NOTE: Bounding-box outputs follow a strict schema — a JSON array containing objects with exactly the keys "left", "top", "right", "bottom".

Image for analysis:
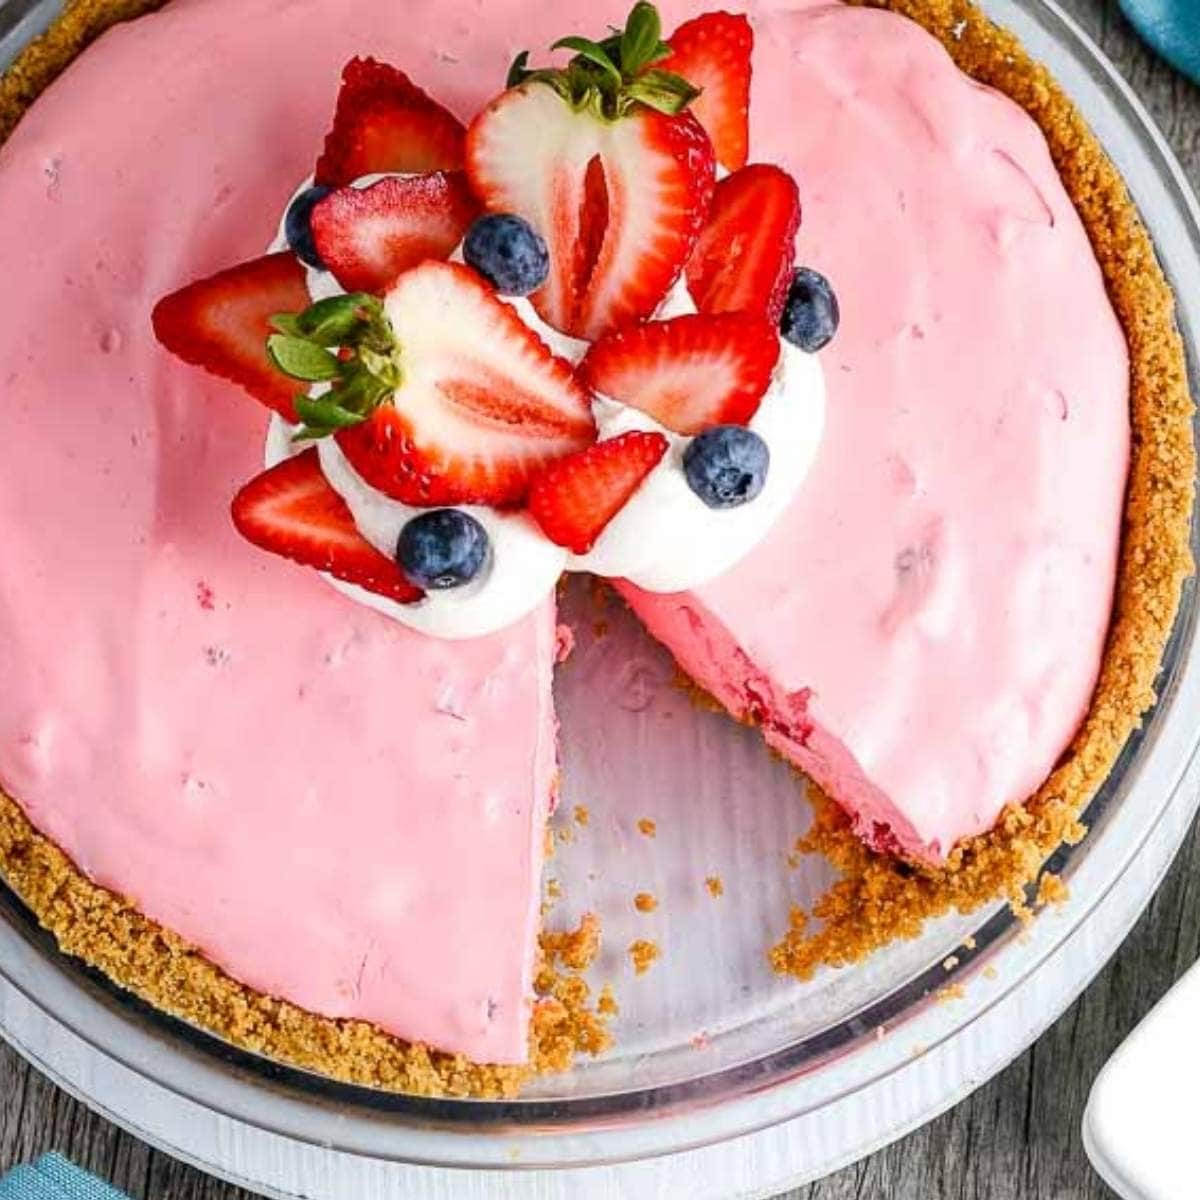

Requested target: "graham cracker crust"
[{"left": 0, "top": 0, "right": 1194, "bottom": 1093}]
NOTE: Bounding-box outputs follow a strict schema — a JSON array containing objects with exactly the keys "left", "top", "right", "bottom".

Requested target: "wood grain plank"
[{"left": 0, "top": 1, "right": 1196, "bottom": 1197}]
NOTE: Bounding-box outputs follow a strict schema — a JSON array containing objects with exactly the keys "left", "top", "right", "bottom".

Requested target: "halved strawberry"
[
  {"left": 152, "top": 252, "right": 309, "bottom": 421},
  {"left": 314, "top": 57, "right": 466, "bottom": 186},
  {"left": 232, "top": 449, "right": 423, "bottom": 604},
  {"left": 310, "top": 174, "right": 478, "bottom": 294},
  {"left": 686, "top": 164, "right": 800, "bottom": 324},
  {"left": 529, "top": 430, "right": 668, "bottom": 555},
  {"left": 466, "top": 83, "right": 715, "bottom": 341},
  {"left": 664, "top": 12, "right": 753, "bottom": 173},
  {"left": 580, "top": 312, "right": 779, "bottom": 435},
  {"left": 335, "top": 261, "right": 595, "bottom": 506}
]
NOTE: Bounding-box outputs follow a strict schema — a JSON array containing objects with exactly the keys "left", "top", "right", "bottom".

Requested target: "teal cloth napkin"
[
  {"left": 1119, "top": 0, "right": 1200, "bottom": 86},
  {"left": 0, "top": 1155, "right": 129, "bottom": 1200}
]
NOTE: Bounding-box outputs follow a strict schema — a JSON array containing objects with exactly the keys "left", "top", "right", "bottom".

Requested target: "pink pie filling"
[
  {"left": 624, "top": 4, "right": 1129, "bottom": 861},
  {"left": 0, "top": 0, "right": 1128, "bottom": 1066}
]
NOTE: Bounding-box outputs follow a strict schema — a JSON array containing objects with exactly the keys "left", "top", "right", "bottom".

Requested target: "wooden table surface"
[{"left": 1, "top": 2, "right": 1197, "bottom": 1196}]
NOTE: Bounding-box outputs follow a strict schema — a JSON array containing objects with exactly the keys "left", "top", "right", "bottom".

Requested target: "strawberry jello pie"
[{"left": 0, "top": 0, "right": 1192, "bottom": 1095}]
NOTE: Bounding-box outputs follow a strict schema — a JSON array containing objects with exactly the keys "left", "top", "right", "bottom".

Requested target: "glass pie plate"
[{"left": 0, "top": 0, "right": 1198, "bottom": 1185}]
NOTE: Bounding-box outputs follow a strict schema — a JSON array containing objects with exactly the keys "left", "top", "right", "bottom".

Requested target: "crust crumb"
[
  {"left": 573, "top": 804, "right": 590, "bottom": 827},
  {"left": 704, "top": 875, "right": 725, "bottom": 899},
  {"left": 542, "top": 912, "right": 601, "bottom": 972},
  {"left": 597, "top": 983, "right": 619, "bottom": 1016},
  {"left": 636, "top": 818, "right": 657, "bottom": 839},
  {"left": 633, "top": 892, "right": 658, "bottom": 913},
  {"left": 629, "top": 939, "right": 661, "bottom": 976},
  {"left": 1036, "top": 872, "right": 1069, "bottom": 907}
]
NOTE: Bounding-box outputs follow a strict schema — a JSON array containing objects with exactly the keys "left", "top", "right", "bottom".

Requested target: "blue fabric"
[
  {"left": 1119, "top": 0, "right": 1200, "bottom": 86},
  {"left": 0, "top": 1155, "right": 129, "bottom": 1200}
]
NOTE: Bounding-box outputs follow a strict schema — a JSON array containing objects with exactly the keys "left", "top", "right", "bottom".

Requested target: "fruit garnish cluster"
[{"left": 153, "top": 3, "right": 840, "bottom": 602}]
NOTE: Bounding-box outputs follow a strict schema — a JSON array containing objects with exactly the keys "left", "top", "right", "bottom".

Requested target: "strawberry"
[
  {"left": 334, "top": 261, "right": 595, "bottom": 506},
  {"left": 152, "top": 252, "right": 310, "bottom": 421},
  {"left": 686, "top": 163, "right": 800, "bottom": 324},
  {"left": 310, "top": 174, "right": 478, "bottom": 294},
  {"left": 580, "top": 312, "right": 779, "bottom": 435},
  {"left": 664, "top": 12, "right": 753, "bottom": 172},
  {"left": 466, "top": 85, "right": 715, "bottom": 341},
  {"left": 315, "top": 57, "right": 466, "bottom": 186},
  {"left": 529, "top": 430, "right": 668, "bottom": 554},
  {"left": 231, "top": 449, "right": 423, "bottom": 604}
]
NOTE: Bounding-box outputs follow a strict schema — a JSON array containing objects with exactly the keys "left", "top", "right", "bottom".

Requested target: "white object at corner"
[{"left": 1084, "top": 957, "right": 1200, "bottom": 1199}]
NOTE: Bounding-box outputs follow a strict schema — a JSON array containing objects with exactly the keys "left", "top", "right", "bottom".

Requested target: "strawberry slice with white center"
[
  {"left": 335, "top": 261, "right": 596, "bottom": 507},
  {"left": 686, "top": 163, "right": 801, "bottom": 324},
  {"left": 315, "top": 57, "right": 467, "bottom": 185},
  {"left": 232, "top": 449, "right": 424, "bottom": 604},
  {"left": 310, "top": 175, "right": 478, "bottom": 295},
  {"left": 466, "top": 83, "right": 715, "bottom": 341},
  {"left": 529, "top": 430, "right": 669, "bottom": 554},
  {"left": 580, "top": 312, "right": 780, "bottom": 435},
  {"left": 664, "top": 12, "right": 753, "bottom": 173},
  {"left": 152, "top": 252, "right": 310, "bottom": 421}
]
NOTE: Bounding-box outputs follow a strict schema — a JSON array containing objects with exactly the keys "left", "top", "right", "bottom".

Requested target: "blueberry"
[
  {"left": 396, "top": 509, "right": 491, "bottom": 590},
  {"left": 463, "top": 213, "right": 550, "bottom": 296},
  {"left": 284, "top": 185, "right": 333, "bottom": 270},
  {"left": 780, "top": 267, "right": 839, "bottom": 352},
  {"left": 683, "top": 426, "right": 770, "bottom": 510}
]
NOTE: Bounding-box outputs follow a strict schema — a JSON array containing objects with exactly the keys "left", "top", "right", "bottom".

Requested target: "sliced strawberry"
[
  {"left": 335, "top": 261, "right": 595, "bottom": 506},
  {"left": 664, "top": 12, "right": 753, "bottom": 173},
  {"left": 580, "top": 312, "right": 779, "bottom": 435},
  {"left": 310, "top": 174, "right": 478, "bottom": 294},
  {"left": 152, "top": 252, "right": 309, "bottom": 421},
  {"left": 466, "top": 83, "right": 715, "bottom": 341},
  {"left": 232, "top": 449, "right": 423, "bottom": 604},
  {"left": 529, "top": 431, "right": 668, "bottom": 555},
  {"left": 686, "top": 164, "right": 800, "bottom": 324},
  {"left": 315, "top": 57, "right": 466, "bottom": 186}
]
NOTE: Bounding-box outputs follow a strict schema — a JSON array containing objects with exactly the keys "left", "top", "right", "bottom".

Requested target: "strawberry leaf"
[
  {"left": 626, "top": 68, "right": 700, "bottom": 115},
  {"left": 269, "top": 312, "right": 306, "bottom": 338},
  {"left": 266, "top": 293, "right": 403, "bottom": 440},
  {"left": 511, "top": 3, "right": 698, "bottom": 122},
  {"left": 293, "top": 392, "right": 372, "bottom": 440},
  {"left": 266, "top": 335, "right": 341, "bottom": 382},
  {"left": 507, "top": 50, "right": 532, "bottom": 87},
  {"left": 620, "top": 1, "right": 662, "bottom": 76},
  {"left": 296, "top": 293, "right": 384, "bottom": 346},
  {"left": 552, "top": 36, "right": 622, "bottom": 84}
]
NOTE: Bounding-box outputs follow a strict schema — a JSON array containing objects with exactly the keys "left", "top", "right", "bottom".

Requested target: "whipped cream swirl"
[{"left": 269, "top": 178, "right": 826, "bottom": 638}]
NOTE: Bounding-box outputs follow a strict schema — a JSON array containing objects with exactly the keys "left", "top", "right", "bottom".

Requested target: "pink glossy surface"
[{"left": 625, "top": 3, "right": 1129, "bottom": 860}]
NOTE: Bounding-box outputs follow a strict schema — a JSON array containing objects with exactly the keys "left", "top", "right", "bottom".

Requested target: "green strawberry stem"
[
  {"left": 266, "top": 293, "right": 402, "bottom": 441},
  {"left": 508, "top": 1, "right": 700, "bottom": 120}
]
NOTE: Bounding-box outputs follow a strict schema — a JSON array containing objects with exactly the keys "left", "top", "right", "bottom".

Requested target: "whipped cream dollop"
[{"left": 269, "top": 177, "right": 826, "bottom": 638}]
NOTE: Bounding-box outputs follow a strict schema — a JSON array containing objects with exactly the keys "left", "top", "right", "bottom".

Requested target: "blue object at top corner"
[{"left": 1118, "top": 0, "right": 1200, "bottom": 86}]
